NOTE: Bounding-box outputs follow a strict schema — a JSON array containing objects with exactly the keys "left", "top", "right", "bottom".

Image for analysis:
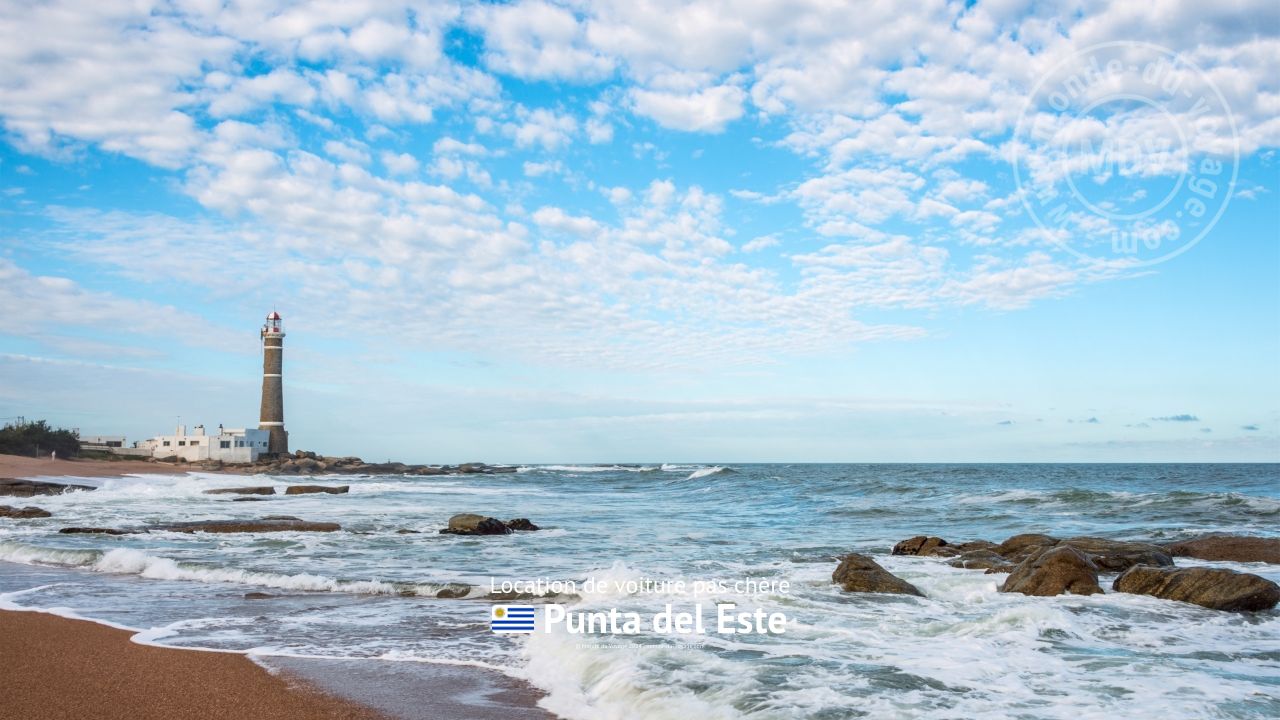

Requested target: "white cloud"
[
  {"left": 508, "top": 107, "right": 578, "bottom": 150},
  {"left": 742, "top": 235, "right": 780, "bottom": 252},
  {"left": 381, "top": 151, "right": 420, "bottom": 175},
  {"left": 629, "top": 84, "right": 746, "bottom": 132},
  {"left": 471, "top": 1, "right": 615, "bottom": 81}
]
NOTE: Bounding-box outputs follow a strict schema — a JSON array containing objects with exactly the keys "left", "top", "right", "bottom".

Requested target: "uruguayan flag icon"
[{"left": 491, "top": 605, "right": 536, "bottom": 633}]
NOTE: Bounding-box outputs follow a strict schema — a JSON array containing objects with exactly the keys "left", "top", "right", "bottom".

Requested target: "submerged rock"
[
  {"left": 59, "top": 527, "right": 131, "bottom": 535},
  {"left": 832, "top": 554, "right": 924, "bottom": 596},
  {"left": 0, "top": 478, "right": 95, "bottom": 497},
  {"left": 435, "top": 585, "right": 471, "bottom": 599},
  {"left": 1000, "top": 546, "right": 1102, "bottom": 597},
  {"left": 1165, "top": 535, "right": 1280, "bottom": 564},
  {"left": 284, "top": 485, "right": 350, "bottom": 495},
  {"left": 150, "top": 516, "right": 341, "bottom": 533},
  {"left": 204, "top": 486, "right": 276, "bottom": 496},
  {"left": 949, "top": 549, "right": 1014, "bottom": 572},
  {"left": 0, "top": 505, "right": 51, "bottom": 519},
  {"left": 1056, "top": 537, "right": 1173, "bottom": 572},
  {"left": 439, "top": 514, "right": 511, "bottom": 535},
  {"left": 1114, "top": 565, "right": 1280, "bottom": 612}
]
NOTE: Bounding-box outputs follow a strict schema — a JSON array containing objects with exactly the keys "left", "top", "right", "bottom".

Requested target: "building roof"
[{"left": 267, "top": 311, "right": 282, "bottom": 320}]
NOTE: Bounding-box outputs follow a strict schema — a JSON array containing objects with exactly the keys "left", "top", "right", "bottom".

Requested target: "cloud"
[
  {"left": 741, "top": 235, "right": 780, "bottom": 253},
  {"left": 1242, "top": 424, "right": 1260, "bottom": 431},
  {"left": 471, "top": 1, "right": 615, "bottom": 81},
  {"left": 1151, "top": 414, "right": 1200, "bottom": 422},
  {"left": 629, "top": 84, "right": 746, "bottom": 132}
]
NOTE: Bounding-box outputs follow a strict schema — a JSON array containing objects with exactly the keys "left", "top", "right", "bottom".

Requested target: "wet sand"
[
  {"left": 0, "top": 609, "right": 384, "bottom": 720},
  {"left": 0, "top": 453, "right": 241, "bottom": 480}
]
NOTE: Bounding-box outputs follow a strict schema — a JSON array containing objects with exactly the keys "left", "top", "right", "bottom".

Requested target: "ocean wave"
[
  {"left": 0, "top": 541, "right": 462, "bottom": 597},
  {"left": 524, "top": 464, "right": 664, "bottom": 473},
  {"left": 685, "top": 466, "right": 733, "bottom": 480}
]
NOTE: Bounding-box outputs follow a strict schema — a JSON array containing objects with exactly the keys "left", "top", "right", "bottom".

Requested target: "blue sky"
[{"left": 1, "top": 0, "right": 1277, "bottom": 462}]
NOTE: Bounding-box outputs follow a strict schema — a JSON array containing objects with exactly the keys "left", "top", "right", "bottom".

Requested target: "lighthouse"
[{"left": 259, "top": 311, "right": 288, "bottom": 455}]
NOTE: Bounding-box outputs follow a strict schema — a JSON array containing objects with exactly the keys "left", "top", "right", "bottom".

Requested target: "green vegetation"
[{"left": 0, "top": 420, "right": 81, "bottom": 458}]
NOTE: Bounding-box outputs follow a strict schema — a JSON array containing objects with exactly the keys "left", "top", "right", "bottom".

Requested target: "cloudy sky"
[{"left": 1, "top": 0, "right": 1277, "bottom": 462}]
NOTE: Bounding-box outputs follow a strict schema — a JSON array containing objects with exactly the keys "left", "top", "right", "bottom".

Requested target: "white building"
[{"left": 138, "top": 424, "right": 271, "bottom": 463}]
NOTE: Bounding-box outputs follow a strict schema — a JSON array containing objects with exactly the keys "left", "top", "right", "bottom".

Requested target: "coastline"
[
  {"left": 0, "top": 453, "right": 244, "bottom": 480},
  {"left": 0, "top": 606, "right": 554, "bottom": 720},
  {"left": 0, "top": 608, "right": 383, "bottom": 720}
]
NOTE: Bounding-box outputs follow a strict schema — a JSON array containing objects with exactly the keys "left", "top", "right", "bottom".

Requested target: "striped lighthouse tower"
[{"left": 259, "top": 311, "right": 288, "bottom": 455}]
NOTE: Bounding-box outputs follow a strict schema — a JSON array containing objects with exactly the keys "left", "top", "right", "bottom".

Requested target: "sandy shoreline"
[
  {"left": 0, "top": 453, "right": 242, "bottom": 480},
  {"left": 0, "top": 606, "right": 555, "bottom": 720},
  {"left": 0, "top": 608, "right": 384, "bottom": 720}
]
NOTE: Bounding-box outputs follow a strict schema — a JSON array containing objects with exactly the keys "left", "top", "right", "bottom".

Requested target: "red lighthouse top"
[{"left": 263, "top": 311, "right": 284, "bottom": 336}]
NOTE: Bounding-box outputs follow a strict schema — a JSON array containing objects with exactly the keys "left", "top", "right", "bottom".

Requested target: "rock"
[
  {"left": 1000, "top": 546, "right": 1102, "bottom": 597},
  {"left": 1056, "top": 537, "right": 1174, "bottom": 572},
  {"left": 292, "top": 458, "right": 322, "bottom": 472},
  {"left": 204, "top": 486, "right": 276, "bottom": 496},
  {"left": 284, "top": 485, "right": 350, "bottom": 495},
  {"left": 439, "top": 513, "right": 511, "bottom": 535},
  {"left": 831, "top": 554, "right": 924, "bottom": 596},
  {"left": 955, "top": 540, "right": 998, "bottom": 553},
  {"left": 505, "top": 518, "right": 540, "bottom": 531},
  {"left": 294, "top": 450, "right": 319, "bottom": 460},
  {"left": 59, "top": 527, "right": 132, "bottom": 535},
  {"left": 244, "top": 592, "right": 276, "bottom": 599},
  {"left": 892, "top": 535, "right": 958, "bottom": 557},
  {"left": 232, "top": 497, "right": 270, "bottom": 502},
  {"left": 949, "top": 549, "right": 1014, "bottom": 572},
  {"left": 0, "top": 505, "right": 51, "bottom": 519},
  {"left": 1165, "top": 535, "right": 1280, "bottom": 564},
  {"left": 0, "top": 478, "right": 95, "bottom": 497},
  {"left": 1114, "top": 565, "right": 1280, "bottom": 612},
  {"left": 150, "top": 517, "right": 341, "bottom": 533},
  {"left": 995, "top": 533, "right": 1059, "bottom": 561},
  {"left": 395, "top": 528, "right": 421, "bottom": 534}
]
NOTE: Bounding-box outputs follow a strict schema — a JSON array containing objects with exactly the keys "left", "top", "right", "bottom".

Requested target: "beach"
[
  {"left": 0, "top": 608, "right": 381, "bottom": 720},
  {"left": 0, "top": 454, "right": 240, "bottom": 480}
]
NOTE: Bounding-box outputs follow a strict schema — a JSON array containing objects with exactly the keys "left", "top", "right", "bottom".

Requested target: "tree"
[{"left": 0, "top": 420, "right": 81, "bottom": 458}]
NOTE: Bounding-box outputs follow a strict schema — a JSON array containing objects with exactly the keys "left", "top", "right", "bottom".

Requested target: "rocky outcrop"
[
  {"left": 994, "top": 533, "right": 1059, "bottom": 562},
  {"left": 832, "top": 554, "right": 924, "bottom": 596},
  {"left": 249, "top": 452, "right": 519, "bottom": 477},
  {"left": 1114, "top": 565, "right": 1280, "bottom": 612},
  {"left": 438, "top": 514, "right": 541, "bottom": 535},
  {"left": 1055, "top": 537, "right": 1173, "bottom": 572},
  {"left": 59, "top": 527, "right": 131, "bottom": 535},
  {"left": 0, "top": 505, "right": 51, "bottom": 519},
  {"left": 284, "top": 485, "right": 350, "bottom": 495},
  {"left": 1165, "top": 535, "right": 1280, "bottom": 564},
  {"left": 440, "top": 514, "right": 510, "bottom": 535},
  {"left": 505, "top": 518, "right": 540, "bottom": 531},
  {"left": 1000, "top": 546, "right": 1102, "bottom": 597},
  {"left": 892, "top": 536, "right": 955, "bottom": 557},
  {"left": 0, "top": 478, "right": 95, "bottom": 497},
  {"left": 151, "top": 515, "right": 341, "bottom": 533},
  {"left": 204, "top": 486, "right": 276, "bottom": 496},
  {"left": 893, "top": 536, "right": 998, "bottom": 558}
]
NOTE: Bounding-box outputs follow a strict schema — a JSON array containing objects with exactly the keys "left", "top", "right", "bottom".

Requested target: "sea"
[{"left": 1, "top": 463, "right": 1277, "bottom": 719}]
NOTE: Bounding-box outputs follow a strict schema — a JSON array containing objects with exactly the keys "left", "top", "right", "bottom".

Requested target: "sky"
[{"left": 0, "top": 0, "right": 1277, "bottom": 463}]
